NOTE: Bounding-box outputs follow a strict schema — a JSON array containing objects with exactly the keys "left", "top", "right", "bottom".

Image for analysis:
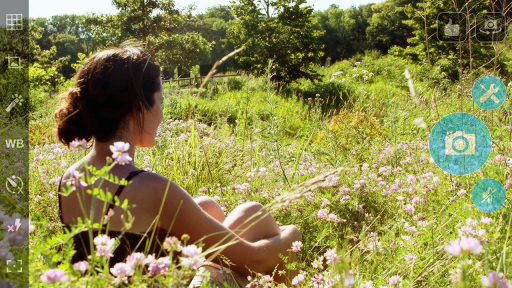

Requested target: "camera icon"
[
  {"left": 445, "top": 131, "right": 475, "bottom": 155},
  {"left": 484, "top": 19, "right": 499, "bottom": 30}
]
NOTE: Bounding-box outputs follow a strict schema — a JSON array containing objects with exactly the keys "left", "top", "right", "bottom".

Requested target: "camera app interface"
[{"left": 7, "top": 0, "right": 512, "bottom": 287}]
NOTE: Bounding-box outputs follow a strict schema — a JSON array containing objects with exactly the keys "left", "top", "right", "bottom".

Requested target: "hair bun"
[{"left": 55, "top": 88, "right": 94, "bottom": 145}]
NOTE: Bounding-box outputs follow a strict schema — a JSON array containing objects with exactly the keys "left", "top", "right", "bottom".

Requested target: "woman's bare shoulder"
[
  {"left": 60, "top": 162, "right": 86, "bottom": 183},
  {"left": 129, "top": 171, "right": 173, "bottom": 189},
  {"left": 125, "top": 171, "right": 189, "bottom": 200}
]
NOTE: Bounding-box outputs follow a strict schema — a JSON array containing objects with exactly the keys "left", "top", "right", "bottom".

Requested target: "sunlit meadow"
[{"left": 27, "top": 55, "right": 512, "bottom": 287}]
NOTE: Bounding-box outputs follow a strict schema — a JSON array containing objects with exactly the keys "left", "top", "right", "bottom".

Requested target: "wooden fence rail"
[{"left": 162, "top": 73, "right": 241, "bottom": 89}]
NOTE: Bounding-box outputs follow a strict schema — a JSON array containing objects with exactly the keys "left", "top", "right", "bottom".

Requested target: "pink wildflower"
[
  {"left": 312, "top": 256, "right": 324, "bottom": 269},
  {"left": 163, "top": 236, "right": 183, "bottom": 252},
  {"left": 481, "top": 216, "right": 492, "bottom": 224},
  {"left": 311, "top": 274, "right": 324, "bottom": 288},
  {"left": 146, "top": 255, "right": 172, "bottom": 275},
  {"left": 324, "top": 248, "right": 340, "bottom": 265},
  {"left": 292, "top": 274, "right": 305, "bottom": 286},
  {"left": 317, "top": 209, "right": 329, "bottom": 220},
  {"left": 389, "top": 275, "right": 403, "bottom": 287},
  {"left": 328, "top": 213, "right": 339, "bottom": 222},
  {"left": 103, "top": 208, "right": 114, "bottom": 224},
  {"left": 182, "top": 245, "right": 202, "bottom": 257},
  {"left": 445, "top": 236, "right": 483, "bottom": 256},
  {"left": 481, "top": 271, "right": 512, "bottom": 287},
  {"left": 407, "top": 175, "right": 416, "bottom": 185},
  {"left": 405, "top": 253, "right": 417, "bottom": 261},
  {"left": 404, "top": 204, "right": 415, "bottom": 215},
  {"left": 40, "top": 269, "right": 68, "bottom": 284},
  {"left": 69, "top": 138, "right": 87, "bottom": 150},
  {"left": 406, "top": 226, "right": 418, "bottom": 234},
  {"left": 181, "top": 245, "right": 206, "bottom": 271},
  {"left": 291, "top": 241, "right": 303, "bottom": 252},
  {"left": 94, "top": 234, "right": 115, "bottom": 259},
  {"left": 126, "top": 252, "right": 146, "bottom": 268},
  {"left": 73, "top": 261, "right": 90, "bottom": 273},
  {"left": 110, "top": 262, "right": 134, "bottom": 278},
  {"left": 109, "top": 141, "right": 132, "bottom": 165},
  {"left": 321, "top": 198, "right": 330, "bottom": 208}
]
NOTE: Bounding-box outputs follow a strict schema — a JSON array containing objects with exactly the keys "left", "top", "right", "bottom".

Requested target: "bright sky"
[{"left": 29, "top": 0, "right": 384, "bottom": 19}]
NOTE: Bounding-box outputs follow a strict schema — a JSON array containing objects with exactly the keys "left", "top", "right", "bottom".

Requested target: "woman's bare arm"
[{"left": 148, "top": 174, "right": 301, "bottom": 275}]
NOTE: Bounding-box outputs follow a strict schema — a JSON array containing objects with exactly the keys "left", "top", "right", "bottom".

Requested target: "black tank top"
[{"left": 58, "top": 170, "right": 175, "bottom": 266}]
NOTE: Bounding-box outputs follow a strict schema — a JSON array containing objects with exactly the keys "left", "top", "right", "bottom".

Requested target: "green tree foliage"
[
  {"left": 402, "top": 0, "right": 496, "bottom": 80},
  {"left": 29, "top": 46, "right": 68, "bottom": 91},
  {"left": 29, "top": 1, "right": 214, "bottom": 79},
  {"left": 204, "top": 4, "right": 236, "bottom": 22},
  {"left": 176, "top": 5, "right": 235, "bottom": 70},
  {"left": 227, "top": 0, "right": 324, "bottom": 85},
  {"left": 366, "top": 0, "right": 419, "bottom": 54},
  {"left": 314, "top": 5, "right": 373, "bottom": 63},
  {"left": 80, "top": 13, "right": 122, "bottom": 51},
  {"left": 153, "top": 33, "right": 212, "bottom": 69},
  {"left": 111, "top": 0, "right": 182, "bottom": 42},
  {"left": 31, "top": 15, "right": 96, "bottom": 78},
  {"left": 81, "top": 0, "right": 212, "bottom": 73}
]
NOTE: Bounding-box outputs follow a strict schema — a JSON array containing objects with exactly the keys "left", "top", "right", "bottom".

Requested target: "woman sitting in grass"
[{"left": 54, "top": 47, "right": 301, "bottom": 285}]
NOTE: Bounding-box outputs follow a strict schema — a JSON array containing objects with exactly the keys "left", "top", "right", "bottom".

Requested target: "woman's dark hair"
[{"left": 55, "top": 47, "right": 161, "bottom": 145}]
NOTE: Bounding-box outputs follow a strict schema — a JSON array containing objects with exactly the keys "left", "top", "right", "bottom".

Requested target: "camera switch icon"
[{"left": 476, "top": 12, "right": 506, "bottom": 42}]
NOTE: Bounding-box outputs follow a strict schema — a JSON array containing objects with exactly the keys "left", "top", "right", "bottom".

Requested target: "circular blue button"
[
  {"left": 472, "top": 178, "right": 506, "bottom": 212},
  {"left": 472, "top": 76, "right": 507, "bottom": 110},
  {"left": 429, "top": 112, "right": 491, "bottom": 175}
]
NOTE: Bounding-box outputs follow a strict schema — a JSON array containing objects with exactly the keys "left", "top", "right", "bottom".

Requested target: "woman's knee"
[
  {"left": 235, "top": 201, "right": 265, "bottom": 216},
  {"left": 194, "top": 196, "right": 225, "bottom": 222},
  {"left": 223, "top": 202, "right": 281, "bottom": 242},
  {"left": 227, "top": 202, "right": 270, "bottom": 224}
]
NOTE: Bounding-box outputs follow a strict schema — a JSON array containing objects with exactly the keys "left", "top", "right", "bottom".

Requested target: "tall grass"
[{"left": 27, "top": 52, "right": 512, "bottom": 287}]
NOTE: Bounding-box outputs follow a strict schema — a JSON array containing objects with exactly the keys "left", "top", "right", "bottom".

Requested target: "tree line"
[{"left": 24, "top": 0, "right": 512, "bottom": 90}]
